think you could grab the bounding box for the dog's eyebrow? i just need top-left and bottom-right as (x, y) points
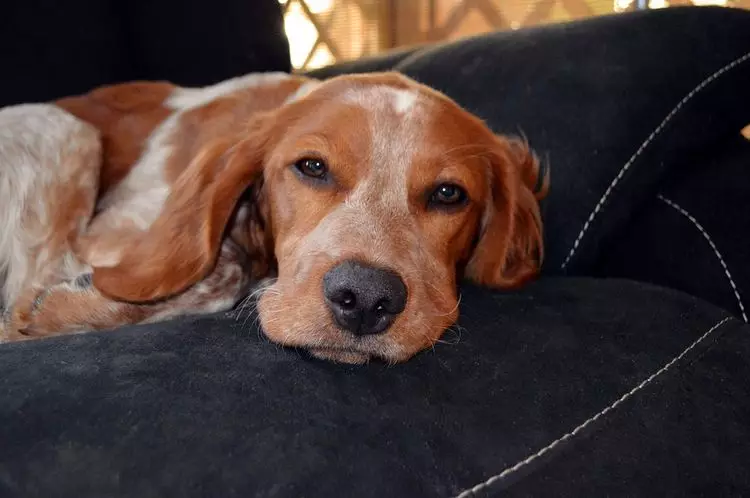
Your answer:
(285, 133), (335, 153)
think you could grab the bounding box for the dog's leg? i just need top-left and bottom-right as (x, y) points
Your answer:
(3, 278), (141, 341)
(3, 242), (250, 341)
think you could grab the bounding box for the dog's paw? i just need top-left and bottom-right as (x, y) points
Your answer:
(5, 275), (96, 340)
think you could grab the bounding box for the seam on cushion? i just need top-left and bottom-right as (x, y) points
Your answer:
(658, 194), (748, 323)
(453, 316), (732, 498)
(560, 51), (750, 271)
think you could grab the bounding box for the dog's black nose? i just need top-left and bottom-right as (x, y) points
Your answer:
(323, 260), (407, 336)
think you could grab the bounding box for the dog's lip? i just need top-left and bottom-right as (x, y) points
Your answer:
(307, 347), (372, 364)
(304, 340), (371, 355)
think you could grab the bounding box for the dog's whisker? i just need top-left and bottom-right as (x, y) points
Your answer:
(232, 295), (253, 321)
(435, 292), (462, 318)
(439, 323), (465, 345)
(232, 278), (279, 327)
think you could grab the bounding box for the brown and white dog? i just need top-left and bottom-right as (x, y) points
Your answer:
(0, 71), (548, 363)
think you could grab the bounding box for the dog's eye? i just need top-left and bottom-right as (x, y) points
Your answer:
(429, 183), (467, 206)
(295, 158), (328, 179)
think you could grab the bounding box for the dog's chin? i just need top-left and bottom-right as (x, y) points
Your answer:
(259, 314), (430, 365)
(307, 348), (372, 364)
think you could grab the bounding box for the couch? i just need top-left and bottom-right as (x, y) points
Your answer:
(1, 3), (749, 496)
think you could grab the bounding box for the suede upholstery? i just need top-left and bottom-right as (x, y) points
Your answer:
(2, 5), (750, 497)
(596, 134), (750, 322)
(1, 280), (748, 497)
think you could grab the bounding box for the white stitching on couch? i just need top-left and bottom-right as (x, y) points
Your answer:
(454, 316), (732, 498)
(560, 51), (750, 270)
(658, 195), (747, 323)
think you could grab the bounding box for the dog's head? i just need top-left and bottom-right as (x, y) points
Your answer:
(93, 72), (548, 364)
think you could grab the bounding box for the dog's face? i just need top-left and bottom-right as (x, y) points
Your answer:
(93, 73), (546, 364)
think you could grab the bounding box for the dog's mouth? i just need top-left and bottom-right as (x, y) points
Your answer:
(301, 332), (417, 364)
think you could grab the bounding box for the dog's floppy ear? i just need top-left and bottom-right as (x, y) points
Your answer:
(464, 136), (548, 288)
(91, 117), (272, 302)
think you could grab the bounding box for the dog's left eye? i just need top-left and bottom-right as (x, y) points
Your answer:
(429, 183), (467, 206)
(295, 158), (328, 179)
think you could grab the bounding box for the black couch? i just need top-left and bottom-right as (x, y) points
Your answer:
(2, 3), (750, 497)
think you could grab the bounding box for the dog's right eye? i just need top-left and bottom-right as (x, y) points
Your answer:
(294, 158), (328, 179)
(428, 182), (468, 209)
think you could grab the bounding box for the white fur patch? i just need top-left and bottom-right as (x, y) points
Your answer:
(167, 72), (292, 111)
(342, 86), (419, 116)
(391, 89), (418, 114)
(92, 112), (176, 233)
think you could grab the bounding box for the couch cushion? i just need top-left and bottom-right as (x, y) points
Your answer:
(1, 278), (748, 497)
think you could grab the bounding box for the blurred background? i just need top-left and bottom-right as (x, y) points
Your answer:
(279, 0), (750, 71)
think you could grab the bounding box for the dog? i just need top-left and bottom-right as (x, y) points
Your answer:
(0, 71), (548, 363)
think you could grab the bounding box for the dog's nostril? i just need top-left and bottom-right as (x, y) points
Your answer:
(375, 298), (392, 314)
(329, 289), (357, 310)
(339, 291), (356, 310)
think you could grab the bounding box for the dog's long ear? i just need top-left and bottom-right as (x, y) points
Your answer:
(464, 136), (549, 288)
(91, 117), (272, 302)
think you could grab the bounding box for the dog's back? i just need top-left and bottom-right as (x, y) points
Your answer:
(0, 77), (274, 338)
